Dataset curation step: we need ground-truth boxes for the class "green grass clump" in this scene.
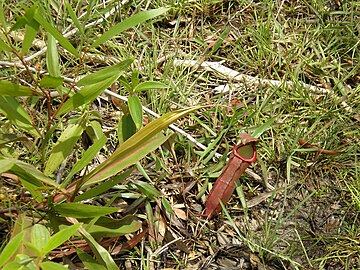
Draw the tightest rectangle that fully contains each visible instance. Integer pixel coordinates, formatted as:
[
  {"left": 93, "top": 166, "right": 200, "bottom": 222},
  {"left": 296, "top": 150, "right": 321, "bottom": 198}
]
[{"left": 0, "top": 0, "right": 359, "bottom": 269}]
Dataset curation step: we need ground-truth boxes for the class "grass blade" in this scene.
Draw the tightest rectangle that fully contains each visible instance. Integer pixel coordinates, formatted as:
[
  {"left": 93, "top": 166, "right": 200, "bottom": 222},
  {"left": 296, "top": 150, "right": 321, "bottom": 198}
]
[{"left": 91, "top": 8, "right": 168, "bottom": 48}]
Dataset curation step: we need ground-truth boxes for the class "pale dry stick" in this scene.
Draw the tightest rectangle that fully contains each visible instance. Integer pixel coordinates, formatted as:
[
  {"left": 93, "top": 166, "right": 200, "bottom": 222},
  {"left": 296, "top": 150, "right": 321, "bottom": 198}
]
[
  {"left": 151, "top": 236, "right": 184, "bottom": 258},
  {"left": 173, "top": 59, "right": 353, "bottom": 113}
]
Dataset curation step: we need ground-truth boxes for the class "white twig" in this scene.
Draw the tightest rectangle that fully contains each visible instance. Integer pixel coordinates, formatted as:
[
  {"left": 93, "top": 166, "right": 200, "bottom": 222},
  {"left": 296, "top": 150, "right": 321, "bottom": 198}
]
[{"left": 173, "top": 59, "right": 353, "bottom": 113}]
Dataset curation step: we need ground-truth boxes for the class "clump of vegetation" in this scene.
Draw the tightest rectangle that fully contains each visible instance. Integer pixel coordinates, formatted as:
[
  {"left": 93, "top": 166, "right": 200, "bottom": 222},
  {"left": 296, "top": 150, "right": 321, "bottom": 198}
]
[{"left": 0, "top": 1, "right": 359, "bottom": 269}]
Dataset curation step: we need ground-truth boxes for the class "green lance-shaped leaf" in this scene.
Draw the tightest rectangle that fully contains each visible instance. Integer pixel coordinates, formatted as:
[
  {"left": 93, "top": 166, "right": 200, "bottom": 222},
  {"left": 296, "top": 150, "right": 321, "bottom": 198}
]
[
  {"left": 66, "top": 217, "right": 119, "bottom": 270},
  {"left": 84, "top": 106, "right": 204, "bottom": 186},
  {"left": 66, "top": 3, "right": 84, "bottom": 35},
  {"left": 0, "top": 96, "right": 41, "bottom": 138},
  {"left": 44, "top": 123, "right": 84, "bottom": 175},
  {"left": 21, "top": 21, "right": 39, "bottom": 55},
  {"left": 42, "top": 223, "right": 81, "bottom": 255},
  {"left": 0, "top": 96, "right": 40, "bottom": 137},
  {"left": 74, "top": 168, "right": 133, "bottom": 202},
  {"left": 0, "top": 134, "right": 30, "bottom": 148},
  {"left": 33, "top": 10, "right": 79, "bottom": 57},
  {"left": 0, "top": 80, "right": 41, "bottom": 96},
  {"left": 0, "top": 158, "right": 16, "bottom": 174},
  {"left": 31, "top": 224, "right": 50, "bottom": 254},
  {"left": 39, "top": 75, "right": 64, "bottom": 88},
  {"left": 133, "top": 81, "right": 168, "bottom": 92},
  {"left": 77, "top": 59, "right": 133, "bottom": 86},
  {"left": 46, "top": 34, "right": 60, "bottom": 77},
  {"left": 63, "top": 134, "right": 107, "bottom": 187},
  {"left": 85, "top": 216, "right": 141, "bottom": 238},
  {"left": 40, "top": 261, "right": 68, "bottom": 270},
  {"left": 128, "top": 95, "right": 143, "bottom": 130},
  {"left": 133, "top": 180, "right": 161, "bottom": 200},
  {"left": 0, "top": 38, "right": 12, "bottom": 52},
  {"left": 85, "top": 133, "right": 170, "bottom": 187},
  {"left": 0, "top": 231, "right": 25, "bottom": 267},
  {"left": 10, "top": 160, "right": 65, "bottom": 191},
  {"left": 91, "top": 7, "right": 168, "bottom": 48},
  {"left": 55, "top": 203, "right": 120, "bottom": 218},
  {"left": 250, "top": 117, "right": 276, "bottom": 138},
  {"left": 56, "top": 60, "right": 132, "bottom": 116},
  {"left": 118, "top": 113, "right": 136, "bottom": 143},
  {"left": 77, "top": 249, "right": 107, "bottom": 270}
]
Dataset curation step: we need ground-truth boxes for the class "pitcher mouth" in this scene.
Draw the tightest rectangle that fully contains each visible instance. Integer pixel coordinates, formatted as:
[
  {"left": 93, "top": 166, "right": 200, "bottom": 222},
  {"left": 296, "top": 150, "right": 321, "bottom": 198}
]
[{"left": 233, "top": 143, "right": 257, "bottom": 163}]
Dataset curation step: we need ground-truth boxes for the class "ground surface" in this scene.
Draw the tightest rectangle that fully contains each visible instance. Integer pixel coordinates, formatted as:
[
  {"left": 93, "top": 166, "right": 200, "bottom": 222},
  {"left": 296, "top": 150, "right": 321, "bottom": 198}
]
[{"left": 0, "top": 0, "right": 359, "bottom": 269}]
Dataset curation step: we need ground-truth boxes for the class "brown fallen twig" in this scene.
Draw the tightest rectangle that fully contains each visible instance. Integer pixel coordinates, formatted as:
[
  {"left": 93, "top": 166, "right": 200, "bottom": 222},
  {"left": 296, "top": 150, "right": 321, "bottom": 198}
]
[{"left": 298, "top": 138, "right": 341, "bottom": 156}]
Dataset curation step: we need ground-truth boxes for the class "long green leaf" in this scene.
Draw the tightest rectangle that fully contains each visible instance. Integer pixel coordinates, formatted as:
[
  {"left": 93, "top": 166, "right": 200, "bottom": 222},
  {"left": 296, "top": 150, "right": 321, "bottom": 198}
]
[
  {"left": 66, "top": 3, "right": 84, "bottom": 35},
  {"left": 0, "top": 158, "right": 16, "bottom": 174},
  {"left": 85, "top": 216, "right": 141, "bottom": 238},
  {"left": 21, "top": 22, "right": 39, "bottom": 55},
  {"left": 74, "top": 168, "right": 133, "bottom": 202},
  {"left": 84, "top": 106, "right": 204, "bottom": 186},
  {"left": 133, "top": 81, "right": 168, "bottom": 92},
  {"left": 46, "top": 34, "right": 60, "bottom": 77},
  {"left": 11, "top": 160, "right": 64, "bottom": 191},
  {"left": 33, "top": 11, "right": 79, "bottom": 57},
  {"left": 56, "top": 60, "right": 132, "bottom": 116},
  {"left": 76, "top": 249, "right": 107, "bottom": 270},
  {"left": 118, "top": 113, "right": 136, "bottom": 143},
  {"left": 63, "top": 135, "right": 107, "bottom": 187},
  {"left": 66, "top": 217, "right": 118, "bottom": 270},
  {"left": 40, "top": 261, "right": 68, "bottom": 270},
  {"left": 39, "top": 75, "right": 63, "bottom": 88},
  {"left": 0, "top": 231, "right": 24, "bottom": 267},
  {"left": 42, "top": 223, "right": 81, "bottom": 254},
  {"left": 57, "top": 75, "right": 118, "bottom": 116},
  {"left": 44, "top": 123, "right": 84, "bottom": 175},
  {"left": 31, "top": 224, "right": 50, "bottom": 254},
  {"left": 0, "top": 134, "right": 29, "bottom": 148},
  {"left": 0, "top": 96, "right": 40, "bottom": 137},
  {"left": 91, "top": 8, "right": 168, "bottom": 48},
  {"left": 251, "top": 117, "right": 276, "bottom": 138},
  {"left": 0, "top": 38, "right": 12, "bottom": 52},
  {"left": 128, "top": 95, "right": 143, "bottom": 130},
  {"left": 77, "top": 59, "right": 133, "bottom": 86},
  {"left": 133, "top": 180, "right": 161, "bottom": 200},
  {"left": 55, "top": 203, "right": 120, "bottom": 218},
  {"left": 0, "top": 80, "right": 41, "bottom": 96},
  {"left": 84, "top": 133, "right": 170, "bottom": 187}
]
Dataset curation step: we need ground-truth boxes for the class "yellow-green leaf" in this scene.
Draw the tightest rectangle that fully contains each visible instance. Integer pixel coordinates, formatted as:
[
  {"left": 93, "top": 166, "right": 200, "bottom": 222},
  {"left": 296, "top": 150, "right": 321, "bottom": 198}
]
[
  {"left": 55, "top": 203, "right": 120, "bottom": 218},
  {"left": 44, "top": 123, "right": 84, "bottom": 175},
  {"left": 84, "top": 106, "right": 204, "bottom": 186},
  {"left": 0, "top": 80, "right": 40, "bottom": 96},
  {"left": 0, "top": 96, "right": 41, "bottom": 137},
  {"left": 128, "top": 95, "right": 143, "bottom": 130}
]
